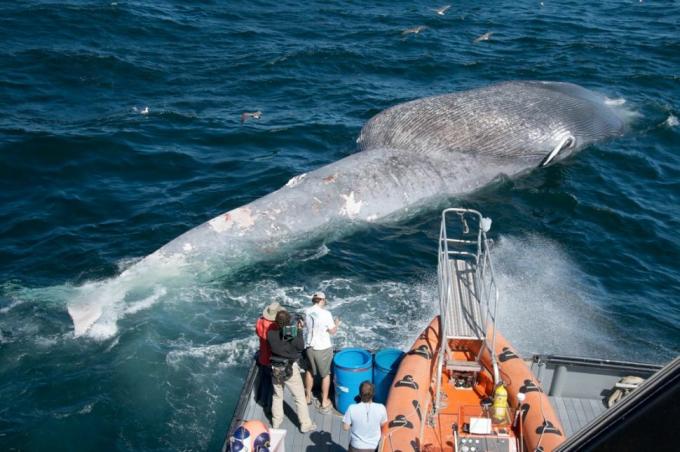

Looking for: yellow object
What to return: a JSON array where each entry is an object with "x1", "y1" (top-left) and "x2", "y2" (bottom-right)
[{"x1": 492, "y1": 384, "x2": 508, "y2": 422}]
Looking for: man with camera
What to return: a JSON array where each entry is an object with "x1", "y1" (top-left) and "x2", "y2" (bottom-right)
[
  {"x1": 255, "y1": 301, "x2": 283, "y2": 417},
  {"x1": 304, "y1": 291, "x2": 341, "y2": 414},
  {"x1": 267, "y1": 309, "x2": 317, "y2": 433}
]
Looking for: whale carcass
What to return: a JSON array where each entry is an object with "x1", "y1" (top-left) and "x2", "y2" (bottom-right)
[{"x1": 68, "y1": 81, "x2": 626, "y2": 337}]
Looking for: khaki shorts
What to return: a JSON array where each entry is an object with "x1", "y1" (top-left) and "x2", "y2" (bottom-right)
[{"x1": 306, "y1": 347, "x2": 333, "y2": 378}]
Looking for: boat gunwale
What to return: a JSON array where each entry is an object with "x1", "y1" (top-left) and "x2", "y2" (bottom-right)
[
  {"x1": 223, "y1": 354, "x2": 260, "y2": 452},
  {"x1": 530, "y1": 354, "x2": 663, "y2": 373}
]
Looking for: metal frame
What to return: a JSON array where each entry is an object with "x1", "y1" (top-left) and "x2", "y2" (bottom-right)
[{"x1": 434, "y1": 208, "x2": 501, "y2": 414}]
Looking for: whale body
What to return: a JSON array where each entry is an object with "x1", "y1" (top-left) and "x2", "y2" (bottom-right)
[{"x1": 68, "y1": 81, "x2": 627, "y2": 338}]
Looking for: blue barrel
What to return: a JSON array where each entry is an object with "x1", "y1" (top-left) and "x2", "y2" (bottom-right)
[
  {"x1": 373, "y1": 348, "x2": 405, "y2": 404},
  {"x1": 333, "y1": 348, "x2": 372, "y2": 414}
]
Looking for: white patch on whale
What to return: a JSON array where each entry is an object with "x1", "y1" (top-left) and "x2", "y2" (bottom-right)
[
  {"x1": 339, "y1": 192, "x2": 362, "y2": 218},
  {"x1": 208, "y1": 214, "x2": 231, "y2": 233},
  {"x1": 208, "y1": 207, "x2": 255, "y2": 234}
]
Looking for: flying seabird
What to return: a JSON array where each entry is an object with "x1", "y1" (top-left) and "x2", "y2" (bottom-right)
[{"x1": 432, "y1": 5, "x2": 451, "y2": 16}]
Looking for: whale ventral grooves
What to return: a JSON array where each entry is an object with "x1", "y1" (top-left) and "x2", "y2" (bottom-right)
[{"x1": 356, "y1": 80, "x2": 625, "y2": 162}]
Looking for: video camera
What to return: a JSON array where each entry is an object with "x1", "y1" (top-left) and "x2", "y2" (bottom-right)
[
  {"x1": 282, "y1": 313, "x2": 304, "y2": 340},
  {"x1": 282, "y1": 324, "x2": 298, "y2": 340}
]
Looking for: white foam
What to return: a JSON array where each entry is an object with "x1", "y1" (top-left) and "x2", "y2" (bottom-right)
[
  {"x1": 300, "y1": 277, "x2": 439, "y2": 350},
  {"x1": 664, "y1": 114, "x2": 678, "y2": 127},
  {"x1": 0, "y1": 298, "x2": 26, "y2": 314},
  {"x1": 53, "y1": 402, "x2": 96, "y2": 420},
  {"x1": 608, "y1": 98, "x2": 641, "y2": 125},
  {"x1": 78, "y1": 403, "x2": 94, "y2": 414},
  {"x1": 604, "y1": 96, "x2": 626, "y2": 107},
  {"x1": 166, "y1": 336, "x2": 258, "y2": 369},
  {"x1": 116, "y1": 257, "x2": 143, "y2": 273},
  {"x1": 299, "y1": 244, "x2": 330, "y2": 261},
  {"x1": 104, "y1": 336, "x2": 120, "y2": 352},
  {"x1": 124, "y1": 286, "x2": 167, "y2": 314},
  {"x1": 34, "y1": 335, "x2": 59, "y2": 348},
  {"x1": 67, "y1": 252, "x2": 192, "y2": 340}
]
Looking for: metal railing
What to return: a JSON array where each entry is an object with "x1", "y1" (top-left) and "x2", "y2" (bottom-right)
[{"x1": 433, "y1": 208, "x2": 501, "y2": 414}]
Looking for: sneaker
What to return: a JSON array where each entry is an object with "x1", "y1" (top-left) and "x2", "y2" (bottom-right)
[
  {"x1": 300, "y1": 422, "x2": 317, "y2": 433},
  {"x1": 318, "y1": 403, "x2": 332, "y2": 414}
]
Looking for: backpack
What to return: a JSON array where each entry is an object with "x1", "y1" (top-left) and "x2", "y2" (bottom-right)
[{"x1": 271, "y1": 360, "x2": 293, "y2": 385}]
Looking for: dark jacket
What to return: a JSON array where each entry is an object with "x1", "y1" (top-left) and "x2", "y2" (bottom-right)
[{"x1": 267, "y1": 328, "x2": 304, "y2": 362}]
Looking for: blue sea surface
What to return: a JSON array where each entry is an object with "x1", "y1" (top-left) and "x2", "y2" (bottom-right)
[{"x1": 0, "y1": 0, "x2": 678, "y2": 450}]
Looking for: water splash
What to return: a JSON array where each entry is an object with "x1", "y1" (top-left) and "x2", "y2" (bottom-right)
[
  {"x1": 492, "y1": 234, "x2": 620, "y2": 358},
  {"x1": 603, "y1": 95, "x2": 641, "y2": 125}
]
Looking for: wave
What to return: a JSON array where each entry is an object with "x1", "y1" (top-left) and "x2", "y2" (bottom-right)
[{"x1": 2, "y1": 231, "x2": 633, "y2": 361}]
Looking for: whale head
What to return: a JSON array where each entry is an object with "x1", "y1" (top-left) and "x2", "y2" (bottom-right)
[{"x1": 357, "y1": 81, "x2": 627, "y2": 170}]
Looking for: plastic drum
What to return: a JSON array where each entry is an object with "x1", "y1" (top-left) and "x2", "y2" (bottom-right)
[
  {"x1": 373, "y1": 348, "x2": 405, "y2": 404},
  {"x1": 333, "y1": 348, "x2": 372, "y2": 414}
]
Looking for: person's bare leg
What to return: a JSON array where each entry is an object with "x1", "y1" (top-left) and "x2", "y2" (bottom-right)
[
  {"x1": 304, "y1": 370, "x2": 314, "y2": 403},
  {"x1": 321, "y1": 374, "x2": 331, "y2": 407}
]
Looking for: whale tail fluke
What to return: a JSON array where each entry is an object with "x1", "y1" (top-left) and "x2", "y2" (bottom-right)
[{"x1": 68, "y1": 300, "x2": 103, "y2": 338}]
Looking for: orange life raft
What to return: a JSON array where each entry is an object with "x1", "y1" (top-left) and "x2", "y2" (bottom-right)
[{"x1": 381, "y1": 316, "x2": 565, "y2": 452}]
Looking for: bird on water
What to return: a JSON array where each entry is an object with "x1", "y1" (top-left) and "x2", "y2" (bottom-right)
[
  {"x1": 402, "y1": 25, "x2": 427, "y2": 36},
  {"x1": 474, "y1": 31, "x2": 494, "y2": 43},
  {"x1": 241, "y1": 111, "x2": 262, "y2": 124}
]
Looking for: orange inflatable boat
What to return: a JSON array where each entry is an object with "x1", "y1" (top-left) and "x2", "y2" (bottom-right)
[{"x1": 381, "y1": 209, "x2": 566, "y2": 452}]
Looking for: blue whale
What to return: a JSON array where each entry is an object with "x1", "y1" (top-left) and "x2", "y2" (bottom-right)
[{"x1": 68, "y1": 81, "x2": 627, "y2": 338}]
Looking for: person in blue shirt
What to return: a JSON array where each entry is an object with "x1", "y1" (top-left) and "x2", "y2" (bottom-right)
[{"x1": 342, "y1": 381, "x2": 388, "y2": 452}]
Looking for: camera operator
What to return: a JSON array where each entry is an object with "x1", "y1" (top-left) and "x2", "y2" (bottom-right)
[{"x1": 267, "y1": 310, "x2": 317, "y2": 433}]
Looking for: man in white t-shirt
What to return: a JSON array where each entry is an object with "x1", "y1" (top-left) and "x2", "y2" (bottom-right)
[
  {"x1": 303, "y1": 291, "x2": 340, "y2": 413},
  {"x1": 343, "y1": 381, "x2": 388, "y2": 452}
]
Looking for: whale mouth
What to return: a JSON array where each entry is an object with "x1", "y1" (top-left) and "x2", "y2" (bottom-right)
[{"x1": 540, "y1": 135, "x2": 575, "y2": 167}]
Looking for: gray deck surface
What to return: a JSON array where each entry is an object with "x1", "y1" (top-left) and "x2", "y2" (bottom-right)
[
  {"x1": 444, "y1": 258, "x2": 484, "y2": 339},
  {"x1": 243, "y1": 375, "x2": 350, "y2": 451},
  {"x1": 549, "y1": 396, "x2": 607, "y2": 437}
]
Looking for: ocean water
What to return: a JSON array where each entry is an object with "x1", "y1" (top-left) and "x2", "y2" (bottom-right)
[{"x1": 0, "y1": 0, "x2": 678, "y2": 450}]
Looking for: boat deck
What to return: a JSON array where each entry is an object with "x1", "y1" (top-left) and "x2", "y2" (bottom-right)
[
  {"x1": 530, "y1": 355, "x2": 661, "y2": 439},
  {"x1": 225, "y1": 365, "x2": 350, "y2": 451},
  {"x1": 549, "y1": 395, "x2": 606, "y2": 437},
  {"x1": 225, "y1": 355, "x2": 661, "y2": 451}
]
